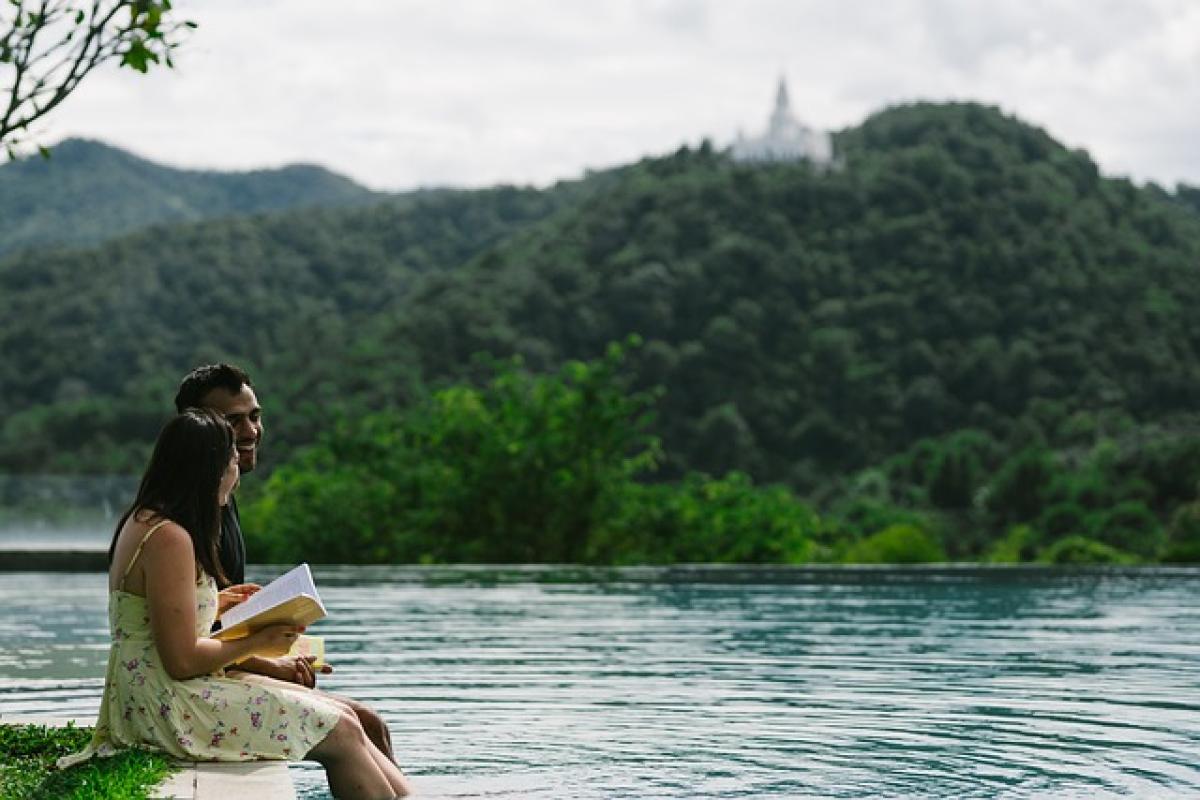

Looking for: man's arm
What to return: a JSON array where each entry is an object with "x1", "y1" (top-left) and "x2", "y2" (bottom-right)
[{"x1": 231, "y1": 653, "x2": 331, "y2": 688}]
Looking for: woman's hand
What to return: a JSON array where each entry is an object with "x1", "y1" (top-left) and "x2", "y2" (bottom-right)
[
  {"x1": 217, "y1": 583, "x2": 261, "y2": 615},
  {"x1": 250, "y1": 624, "x2": 305, "y2": 657}
]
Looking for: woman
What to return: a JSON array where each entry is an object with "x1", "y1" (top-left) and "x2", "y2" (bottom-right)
[{"x1": 58, "y1": 409, "x2": 410, "y2": 799}]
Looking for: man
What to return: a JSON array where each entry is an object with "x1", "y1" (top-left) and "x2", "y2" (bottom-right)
[{"x1": 174, "y1": 363, "x2": 395, "y2": 760}]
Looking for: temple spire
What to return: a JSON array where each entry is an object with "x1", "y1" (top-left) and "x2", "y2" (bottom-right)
[
  {"x1": 769, "y1": 76, "x2": 794, "y2": 134},
  {"x1": 775, "y1": 77, "x2": 791, "y2": 114}
]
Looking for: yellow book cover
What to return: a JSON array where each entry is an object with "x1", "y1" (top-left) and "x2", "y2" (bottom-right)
[{"x1": 214, "y1": 563, "x2": 327, "y2": 643}]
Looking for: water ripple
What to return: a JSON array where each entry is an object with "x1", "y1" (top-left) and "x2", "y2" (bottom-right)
[{"x1": 1, "y1": 567, "x2": 1198, "y2": 798}]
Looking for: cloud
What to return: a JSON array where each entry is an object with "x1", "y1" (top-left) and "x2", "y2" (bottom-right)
[{"x1": 31, "y1": 0, "x2": 1200, "y2": 189}]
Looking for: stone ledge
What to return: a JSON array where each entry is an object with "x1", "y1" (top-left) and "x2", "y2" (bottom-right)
[
  {"x1": 153, "y1": 761, "x2": 296, "y2": 800},
  {"x1": 0, "y1": 549, "x2": 107, "y2": 571},
  {"x1": 0, "y1": 715, "x2": 297, "y2": 800}
]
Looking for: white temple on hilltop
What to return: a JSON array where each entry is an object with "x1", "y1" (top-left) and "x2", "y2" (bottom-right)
[{"x1": 731, "y1": 78, "x2": 833, "y2": 166}]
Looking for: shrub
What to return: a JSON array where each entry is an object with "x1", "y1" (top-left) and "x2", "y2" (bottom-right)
[
  {"x1": 985, "y1": 524, "x2": 1040, "y2": 563},
  {"x1": 1085, "y1": 500, "x2": 1164, "y2": 558},
  {"x1": 590, "y1": 472, "x2": 818, "y2": 564},
  {"x1": 1038, "y1": 535, "x2": 1137, "y2": 565},
  {"x1": 842, "y1": 523, "x2": 945, "y2": 564},
  {"x1": 1163, "y1": 503, "x2": 1200, "y2": 563},
  {"x1": 1036, "y1": 502, "x2": 1086, "y2": 541},
  {"x1": 246, "y1": 343, "x2": 822, "y2": 565}
]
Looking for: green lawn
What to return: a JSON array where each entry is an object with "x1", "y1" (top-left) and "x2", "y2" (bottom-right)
[{"x1": 0, "y1": 723, "x2": 176, "y2": 800}]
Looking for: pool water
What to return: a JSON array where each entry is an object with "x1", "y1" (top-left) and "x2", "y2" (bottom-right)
[{"x1": 2, "y1": 566, "x2": 1198, "y2": 798}]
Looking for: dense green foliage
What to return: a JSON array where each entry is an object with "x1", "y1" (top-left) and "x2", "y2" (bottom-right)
[
  {"x1": 384, "y1": 104, "x2": 1200, "y2": 493},
  {"x1": 4, "y1": 101, "x2": 1200, "y2": 563},
  {"x1": 0, "y1": 182, "x2": 577, "y2": 472},
  {"x1": 588, "y1": 472, "x2": 817, "y2": 564},
  {"x1": 0, "y1": 723, "x2": 175, "y2": 799},
  {"x1": 823, "y1": 424, "x2": 1200, "y2": 563},
  {"x1": 0, "y1": 139, "x2": 379, "y2": 257},
  {"x1": 245, "y1": 341, "x2": 816, "y2": 564},
  {"x1": 244, "y1": 345, "x2": 1197, "y2": 564}
]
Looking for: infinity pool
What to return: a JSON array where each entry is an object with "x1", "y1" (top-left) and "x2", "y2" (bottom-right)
[{"x1": 1, "y1": 566, "x2": 1198, "y2": 798}]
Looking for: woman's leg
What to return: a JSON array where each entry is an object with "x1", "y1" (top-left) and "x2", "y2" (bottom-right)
[
  {"x1": 308, "y1": 709, "x2": 399, "y2": 799},
  {"x1": 226, "y1": 671, "x2": 396, "y2": 760}
]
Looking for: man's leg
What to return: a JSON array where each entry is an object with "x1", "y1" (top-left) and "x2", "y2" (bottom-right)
[{"x1": 332, "y1": 694, "x2": 394, "y2": 760}]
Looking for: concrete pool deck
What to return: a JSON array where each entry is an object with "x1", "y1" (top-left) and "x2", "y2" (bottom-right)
[
  {"x1": 1, "y1": 715, "x2": 297, "y2": 799},
  {"x1": 0, "y1": 549, "x2": 107, "y2": 570}
]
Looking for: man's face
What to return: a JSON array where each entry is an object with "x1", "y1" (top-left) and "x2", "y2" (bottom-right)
[{"x1": 199, "y1": 385, "x2": 263, "y2": 474}]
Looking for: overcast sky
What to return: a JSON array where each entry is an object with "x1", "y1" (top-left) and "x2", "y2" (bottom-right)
[{"x1": 34, "y1": 0, "x2": 1200, "y2": 191}]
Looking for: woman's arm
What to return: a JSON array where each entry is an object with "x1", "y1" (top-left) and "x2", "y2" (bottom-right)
[{"x1": 143, "y1": 523, "x2": 297, "y2": 680}]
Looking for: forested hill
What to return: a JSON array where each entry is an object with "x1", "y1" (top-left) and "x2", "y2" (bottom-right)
[
  {"x1": 0, "y1": 138, "x2": 379, "y2": 257},
  {"x1": 4, "y1": 102, "x2": 1200, "y2": 497},
  {"x1": 0, "y1": 178, "x2": 593, "y2": 472},
  {"x1": 384, "y1": 102, "x2": 1200, "y2": 489}
]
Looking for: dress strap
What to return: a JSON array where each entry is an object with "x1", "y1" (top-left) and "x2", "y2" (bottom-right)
[{"x1": 119, "y1": 519, "x2": 172, "y2": 591}]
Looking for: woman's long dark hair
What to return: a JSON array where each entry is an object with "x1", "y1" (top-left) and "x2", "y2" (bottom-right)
[{"x1": 109, "y1": 408, "x2": 232, "y2": 586}]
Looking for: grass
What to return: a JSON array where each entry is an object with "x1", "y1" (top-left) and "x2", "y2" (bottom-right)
[{"x1": 0, "y1": 723, "x2": 177, "y2": 800}]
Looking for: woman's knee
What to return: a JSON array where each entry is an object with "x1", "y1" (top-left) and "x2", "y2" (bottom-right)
[
  {"x1": 312, "y1": 709, "x2": 368, "y2": 761},
  {"x1": 335, "y1": 708, "x2": 368, "y2": 743},
  {"x1": 326, "y1": 697, "x2": 356, "y2": 718}
]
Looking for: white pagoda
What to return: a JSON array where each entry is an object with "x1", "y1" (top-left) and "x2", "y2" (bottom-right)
[{"x1": 731, "y1": 78, "x2": 833, "y2": 166}]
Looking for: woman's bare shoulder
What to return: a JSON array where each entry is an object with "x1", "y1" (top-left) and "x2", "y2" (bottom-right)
[
  {"x1": 140, "y1": 519, "x2": 191, "y2": 552},
  {"x1": 111, "y1": 514, "x2": 193, "y2": 591},
  {"x1": 138, "y1": 519, "x2": 198, "y2": 585},
  {"x1": 118, "y1": 513, "x2": 190, "y2": 555}
]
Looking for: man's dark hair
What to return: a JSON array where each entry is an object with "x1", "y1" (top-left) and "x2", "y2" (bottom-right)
[{"x1": 174, "y1": 363, "x2": 253, "y2": 413}]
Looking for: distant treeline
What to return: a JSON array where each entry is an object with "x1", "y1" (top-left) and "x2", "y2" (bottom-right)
[
  {"x1": 243, "y1": 343, "x2": 1200, "y2": 565},
  {"x1": 3, "y1": 102, "x2": 1200, "y2": 563}
]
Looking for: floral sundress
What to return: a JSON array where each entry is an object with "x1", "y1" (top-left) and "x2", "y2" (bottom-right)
[{"x1": 58, "y1": 521, "x2": 340, "y2": 768}]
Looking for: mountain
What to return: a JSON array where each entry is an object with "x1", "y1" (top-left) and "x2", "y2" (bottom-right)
[
  {"x1": 0, "y1": 182, "x2": 585, "y2": 472},
  {"x1": 2, "y1": 102, "x2": 1199, "y2": 496},
  {"x1": 378, "y1": 102, "x2": 1200, "y2": 488},
  {"x1": 0, "y1": 138, "x2": 379, "y2": 257}
]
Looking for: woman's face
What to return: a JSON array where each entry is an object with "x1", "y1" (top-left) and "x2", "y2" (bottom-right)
[{"x1": 218, "y1": 447, "x2": 240, "y2": 507}]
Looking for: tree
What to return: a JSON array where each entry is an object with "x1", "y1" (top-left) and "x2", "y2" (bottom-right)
[
  {"x1": 246, "y1": 340, "x2": 664, "y2": 564},
  {"x1": 1, "y1": 1, "x2": 193, "y2": 155}
]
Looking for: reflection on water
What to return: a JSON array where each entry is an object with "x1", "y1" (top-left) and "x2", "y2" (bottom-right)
[{"x1": 1, "y1": 566, "x2": 1199, "y2": 798}]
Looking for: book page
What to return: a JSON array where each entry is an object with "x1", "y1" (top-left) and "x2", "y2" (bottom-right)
[
  {"x1": 287, "y1": 634, "x2": 326, "y2": 668},
  {"x1": 219, "y1": 563, "x2": 324, "y2": 630}
]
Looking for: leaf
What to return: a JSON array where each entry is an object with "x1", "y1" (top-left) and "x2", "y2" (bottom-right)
[{"x1": 120, "y1": 43, "x2": 149, "y2": 72}]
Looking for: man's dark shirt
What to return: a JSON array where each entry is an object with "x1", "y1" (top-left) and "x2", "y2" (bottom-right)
[{"x1": 219, "y1": 496, "x2": 247, "y2": 587}]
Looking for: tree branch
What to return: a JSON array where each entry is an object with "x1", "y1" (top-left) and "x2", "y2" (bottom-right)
[{"x1": 1, "y1": 0, "x2": 193, "y2": 152}]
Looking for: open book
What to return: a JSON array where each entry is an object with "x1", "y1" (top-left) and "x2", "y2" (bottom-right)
[{"x1": 213, "y1": 563, "x2": 327, "y2": 642}]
